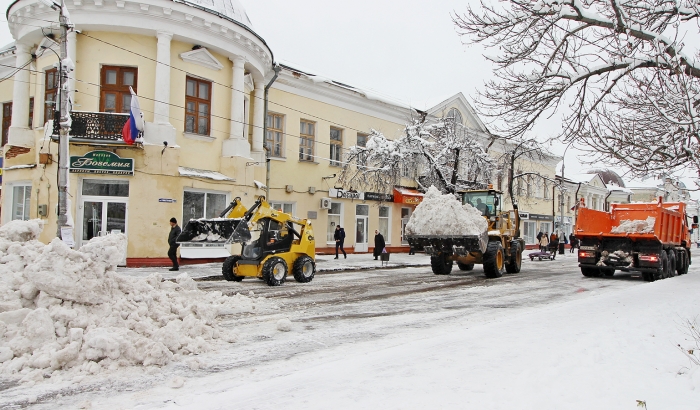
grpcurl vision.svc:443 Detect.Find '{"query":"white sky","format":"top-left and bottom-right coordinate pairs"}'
top-left (0, 0), bottom-right (697, 194)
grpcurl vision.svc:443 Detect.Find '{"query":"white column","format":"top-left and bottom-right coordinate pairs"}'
top-left (251, 80), bottom-right (264, 152)
top-left (8, 43), bottom-right (33, 147)
top-left (222, 56), bottom-right (250, 157)
top-left (154, 31), bottom-right (172, 124)
top-left (67, 30), bottom-right (77, 107)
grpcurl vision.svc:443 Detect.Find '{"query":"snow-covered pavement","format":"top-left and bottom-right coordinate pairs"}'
top-left (4, 248), bottom-right (699, 409)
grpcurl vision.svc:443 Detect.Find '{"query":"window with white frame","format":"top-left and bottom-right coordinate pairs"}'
top-left (11, 184), bottom-right (31, 221)
top-left (539, 222), bottom-right (551, 234)
top-left (378, 206), bottom-right (390, 243)
top-left (270, 202), bottom-right (294, 216)
top-left (446, 108), bottom-right (463, 125)
top-left (327, 202), bottom-right (342, 243)
top-left (523, 221), bottom-right (536, 244)
top-left (329, 127), bottom-right (343, 166)
top-left (299, 120), bottom-right (315, 161)
top-left (182, 190), bottom-right (229, 222)
top-left (544, 182), bottom-right (549, 199)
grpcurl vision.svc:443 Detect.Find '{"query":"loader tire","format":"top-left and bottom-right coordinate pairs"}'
top-left (667, 250), bottom-right (677, 278)
top-left (293, 255), bottom-right (315, 283)
top-left (505, 242), bottom-right (522, 274)
top-left (222, 256), bottom-right (244, 282)
top-left (431, 254), bottom-right (453, 275)
top-left (581, 267), bottom-right (601, 277)
top-left (483, 241), bottom-right (504, 278)
top-left (457, 262), bottom-right (474, 271)
top-left (262, 256), bottom-right (288, 286)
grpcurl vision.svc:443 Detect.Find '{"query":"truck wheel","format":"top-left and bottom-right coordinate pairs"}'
top-left (262, 257), bottom-right (288, 286)
top-left (581, 267), bottom-right (601, 277)
top-left (222, 256), bottom-right (244, 282)
top-left (292, 255), bottom-right (315, 283)
top-left (457, 262), bottom-right (474, 271)
top-left (601, 268), bottom-right (615, 277)
top-left (431, 254), bottom-right (453, 275)
top-left (642, 271), bottom-right (655, 282)
top-left (667, 250), bottom-right (677, 278)
top-left (505, 242), bottom-right (522, 274)
top-left (678, 250), bottom-right (689, 275)
top-left (655, 251), bottom-right (668, 280)
top-left (483, 241), bottom-right (504, 278)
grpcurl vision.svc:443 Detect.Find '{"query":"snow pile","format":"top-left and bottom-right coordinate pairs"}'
top-left (611, 217), bottom-right (656, 234)
top-left (0, 220), bottom-right (275, 382)
top-left (405, 186), bottom-right (488, 236)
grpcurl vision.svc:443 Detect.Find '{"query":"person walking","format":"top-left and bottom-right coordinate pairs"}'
top-left (334, 225), bottom-right (346, 259)
top-left (373, 229), bottom-right (386, 260)
top-left (539, 231), bottom-right (549, 252)
top-left (569, 233), bottom-right (577, 253)
top-left (168, 217), bottom-right (181, 271)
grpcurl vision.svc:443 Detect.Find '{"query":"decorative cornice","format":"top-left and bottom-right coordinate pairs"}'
top-left (180, 47), bottom-right (223, 70)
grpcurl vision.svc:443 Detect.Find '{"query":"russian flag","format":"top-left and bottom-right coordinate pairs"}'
top-left (122, 86), bottom-right (144, 145)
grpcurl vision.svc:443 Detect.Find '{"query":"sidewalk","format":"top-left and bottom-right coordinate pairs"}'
top-left (116, 252), bottom-right (432, 280)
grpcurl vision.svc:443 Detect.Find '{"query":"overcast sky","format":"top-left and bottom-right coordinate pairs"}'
top-left (0, 0), bottom-right (697, 193)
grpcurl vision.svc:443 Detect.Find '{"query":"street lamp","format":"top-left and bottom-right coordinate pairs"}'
top-left (557, 141), bottom-right (575, 253)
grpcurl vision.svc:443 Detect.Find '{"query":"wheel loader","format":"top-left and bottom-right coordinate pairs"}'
top-left (177, 196), bottom-right (316, 286)
top-left (406, 188), bottom-right (524, 278)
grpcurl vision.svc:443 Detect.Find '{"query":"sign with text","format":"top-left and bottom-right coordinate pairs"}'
top-left (329, 188), bottom-right (393, 202)
top-left (70, 151), bottom-right (134, 176)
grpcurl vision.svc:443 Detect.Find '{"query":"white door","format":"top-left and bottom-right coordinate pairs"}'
top-left (78, 179), bottom-right (129, 264)
top-left (355, 204), bottom-right (369, 252)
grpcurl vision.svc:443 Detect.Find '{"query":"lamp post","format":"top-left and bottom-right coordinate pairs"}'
top-left (558, 141), bottom-right (575, 253)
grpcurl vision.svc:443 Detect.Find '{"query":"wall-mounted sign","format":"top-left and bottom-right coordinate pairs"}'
top-left (159, 198), bottom-right (177, 203)
top-left (365, 192), bottom-right (394, 202)
top-left (393, 187), bottom-right (424, 205)
top-left (70, 151), bottom-right (134, 176)
top-left (519, 212), bottom-right (530, 220)
top-left (329, 188), bottom-right (394, 202)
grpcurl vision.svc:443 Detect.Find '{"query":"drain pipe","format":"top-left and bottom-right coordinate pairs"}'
top-left (263, 64), bottom-right (281, 201)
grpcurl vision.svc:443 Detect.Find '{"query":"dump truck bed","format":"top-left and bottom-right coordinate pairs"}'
top-left (575, 202), bottom-right (689, 246)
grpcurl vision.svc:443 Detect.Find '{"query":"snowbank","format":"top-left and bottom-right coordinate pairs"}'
top-left (405, 186), bottom-right (488, 236)
top-left (0, 220), bottom-right (274, 383)
top-left (611, 217), bottom-right (656, 234)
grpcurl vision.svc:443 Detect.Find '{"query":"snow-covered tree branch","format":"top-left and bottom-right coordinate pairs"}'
top-left (454, 0), bottom-right (700, 177)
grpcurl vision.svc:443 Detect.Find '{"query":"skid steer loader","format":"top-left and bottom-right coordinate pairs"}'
top-left (177, 196), bottom-right (316, 286)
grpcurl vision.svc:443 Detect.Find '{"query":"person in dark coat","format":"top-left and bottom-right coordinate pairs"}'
top-left (334, 225), bottom-right (346, 259)
top-left (168, 217), bottom-right (181, 271)
top-left (373, 230), bottom-right (386, 260)
top-left (569, 233), bottom-right (578, 253)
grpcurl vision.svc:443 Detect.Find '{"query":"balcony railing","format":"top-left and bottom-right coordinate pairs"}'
top-left (52, 111), bottom-right (130, 144)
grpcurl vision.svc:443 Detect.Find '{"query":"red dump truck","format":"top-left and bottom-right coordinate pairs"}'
top-left (575, 198), bottom-right (697, 281)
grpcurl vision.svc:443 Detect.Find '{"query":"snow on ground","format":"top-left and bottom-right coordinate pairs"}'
top-left (612, 216), bottom-right (656, 234)
top-left (0, 221), bottom-right (276, 384)
top-left (87, 266), bottom-right (700, 410)
top-left (405, 186), bottom-right (487, 236)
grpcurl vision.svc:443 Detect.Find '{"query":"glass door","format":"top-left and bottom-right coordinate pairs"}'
top-left (83, 201), bottom-right (103, 241)
top-left (355, 204), bottom-right (369, 252)
top-left (82, 201), bottom-right (127, 240)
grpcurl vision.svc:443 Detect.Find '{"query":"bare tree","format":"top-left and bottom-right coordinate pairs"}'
top-left (454, 0), bottom-right (700, 177)
top-left (338, 117), bottom-right (495, 195)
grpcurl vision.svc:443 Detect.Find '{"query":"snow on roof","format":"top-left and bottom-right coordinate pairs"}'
top-left (394, 187), bottom-right (423, 196)
top-left (179, 167), bottom-right (234, 182)
top-left (0, 41), bottom-right (15, 55)
top-left (606, 183), bottom-right (633, 194)
top-left (564, 173), bottom-right (597, 184)
top-left (626, 177), bottom-right (664, 190)
top-left (174, 0), bottom-right (253, 28)
top-left (253, 180), bottom-right (266, 190)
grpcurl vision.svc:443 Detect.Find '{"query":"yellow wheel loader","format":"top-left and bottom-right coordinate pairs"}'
top-left (177, 196), bottom-right (316, 286)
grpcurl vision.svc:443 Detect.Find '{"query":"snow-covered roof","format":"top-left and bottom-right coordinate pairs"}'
top-left (606, 183), bottom-right (633, 194)
top-left (175, 0), bottom-right (253, 28)
top-left (564, 173), bottom-right (597, 184)
top-left (626, 177), bottom-right (664, 190)
top-left (179, 167), bottom-right (234, 182)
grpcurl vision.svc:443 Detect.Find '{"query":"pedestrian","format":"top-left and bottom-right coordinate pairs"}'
top-left (569, 233), bottom-right (577, 253)
top-left (168, 217), bottom-right (181, 271)
top-left (539, 231), bottom-right (549, 252)
top-left (536, 231), bottom-right (543, 242)
top-left (334, 225), bottom-right (346, 259)
top-left (373, 229), bottom-right (386, 260)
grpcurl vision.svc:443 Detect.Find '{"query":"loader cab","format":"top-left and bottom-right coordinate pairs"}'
top-left (461, 190), bottom-right (501, 217)
top-left (240, 218), bottom-right (295, 260)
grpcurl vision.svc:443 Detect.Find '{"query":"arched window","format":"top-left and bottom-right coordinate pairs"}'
top-left (446, 108), bottom-right (463, 125)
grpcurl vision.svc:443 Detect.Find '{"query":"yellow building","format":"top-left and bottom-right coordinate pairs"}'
top-left (1, 0), bottom-right (559, 264)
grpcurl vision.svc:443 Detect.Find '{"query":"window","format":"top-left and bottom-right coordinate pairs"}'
top-left (2, 102), bottom-right (11, 146)
top-left (12, 185), bottom-right (31, 221)
top-left (270, 202), bottom-right (294, 216)
top-left (446, 107), bottom-right (463, 125)
top-left (523, 221), bottom-right (536, 244)
top-left (266, 113), bottom-right (284, 157)
top-left (100, 66), bottom-right (138, 113)
top-left (526, 177), bottom-right (532, 197)
top-left (185, 76), bottom-right (211, 135)
top-left (28, 98), bottom-right (34, 129)
top-left (357, 133), bottom-right (368, 147)
top-left (401, 163), bottom-right (417, 179)
top-left (401, 207), bottom-right (411, 245)
top-left (539, 222), bottom-right (551, 235)
top-left (544, 182), bottom-right (549, 199)
top-left (516, 177), bottom-right (523, 197)
top-left (299, 120), bottom-right (315, 161)
top-left (379, 206), bottom-right (390, 244)
top-left (327, 202), bottom-right (342, 244)
top-left (183, 190), bottom-right (228, 222)
top-left (82, 179), bottom-right (129, 197)
top-left (567, 195), bottom-right (571, 211)
top-left (330, 127), bottom-right (343, 166)
top-left (45, 68), bottom-right (59, 123)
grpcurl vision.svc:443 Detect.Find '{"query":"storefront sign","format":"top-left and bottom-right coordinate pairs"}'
top-left (70, 151), bottom-right (134, 175)
top-left (528, 213), bottom-right (554, 221)
top-left (159, 198), bottom-right (177, 203)
top-left (393, 187), bottom-right (424, 205)
top-left (554, 216), bottom-right (573, 224)
top-left (329, 188), bottom-right (363, 200)
top-left (364, 192), bottom-right (394, 202)
top-left (519, 212), bottom-right (530, 220)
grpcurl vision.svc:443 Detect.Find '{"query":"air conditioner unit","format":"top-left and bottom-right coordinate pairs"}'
top-left (320, 198), bottom-right (332, 210)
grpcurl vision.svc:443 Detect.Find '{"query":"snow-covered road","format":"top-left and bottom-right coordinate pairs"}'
top-left (3, 250), bottom-right (700, 409)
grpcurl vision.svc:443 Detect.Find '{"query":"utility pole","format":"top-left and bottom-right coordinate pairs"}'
top-left (56, 0), bottom-right (71, 239)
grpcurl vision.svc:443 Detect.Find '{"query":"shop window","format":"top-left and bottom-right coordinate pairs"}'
top-left (82, 179), bottom-right (130, 197)
top-left (183, 190), bottom-right (228, 222)
top-left (266, 113), bottom-right (284, 157)
top-left (100, 65), bottom-right (138, 113)
top-left (185, 76), bottom-right (211, 135)
top-left (330, 127), bottom-right (343, 166)
top-left (270, 202), bottom-right (294, 216)
top-left (299, 120), bottom-right (315, 161)
top-left (45, 68), bottom-right (59, 123)
top-left (523, 221), bottom-right (536, 244)
top-left (327, 202), bottom-right (342, 244)
top-left (11, 185), bottom-right (31, 221)
top-left (379, 206), bottom-right (390, 244)
top-left (540, 222), bottom-right (551, 235)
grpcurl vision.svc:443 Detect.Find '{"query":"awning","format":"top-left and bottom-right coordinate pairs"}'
top-left (393, 187), bottom-right (423, 205)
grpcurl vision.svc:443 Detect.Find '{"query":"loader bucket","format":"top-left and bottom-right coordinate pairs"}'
top-left (177, 218), bottom-right (242, 244)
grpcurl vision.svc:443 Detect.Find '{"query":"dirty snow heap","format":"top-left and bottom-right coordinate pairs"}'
top-left (611, 217), bottom-right (656, 234)
top-left (405, 186), bottom-right (488, 236)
